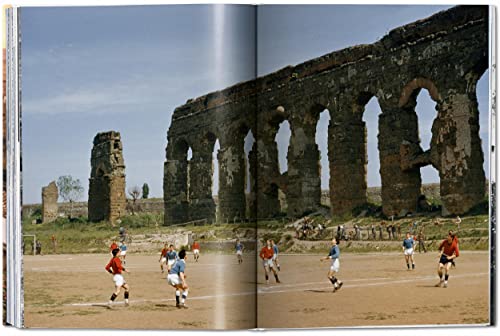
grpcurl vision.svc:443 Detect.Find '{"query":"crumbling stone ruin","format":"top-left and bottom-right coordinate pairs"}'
top-left (164, 6), bottom-right (488, 224)
top-left (41, 181), bottom-right (58, 223)
top-left (88, 131), bottom-right (126, 224)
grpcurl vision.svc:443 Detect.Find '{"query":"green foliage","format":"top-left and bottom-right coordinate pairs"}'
top-left (56, 175), bottom-right (84, 203)
top-left (142, 183), bottom-right (150, 199)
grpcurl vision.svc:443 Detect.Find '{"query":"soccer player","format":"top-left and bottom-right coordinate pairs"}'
top-left (159, 243), bottom-right (168, 273)
top-left (235, 239), bottom-right (244, 264)
top-left (271, 240), bottom-right (281, 271)
top-left (435, 233), bottom-right (460, 288)
top-left (166, 244), bottom-right (178, 272)
top-left (167, 249), bottom-right (189, 308)
top-left (192, 240), bottom-right (200, 262)
top-left (259, 240), bottom-right (280, 285)
top-left (448, 230), bottom-right (459, 268)
top-left (109, 240), bottom-right (118, 255)
top-left (105, 248), bottom-right (130, 307)
top-left (119, 242), bottom-right (128, 265)
top-left (402, 232), bottom-right (416, 270)
top-left (320, 238), bottom-right (343, 292)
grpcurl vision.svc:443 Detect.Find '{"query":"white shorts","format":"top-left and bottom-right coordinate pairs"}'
top-left (193, 249), bottom-right (200, 255)
top-left (236, 250), bottom-right (242, 256)
top-left (160, 257), bottom-right (166, 263)
top-left (404, 248), bottom-right (414, 256)
top-left (330, 258), bottom-right (340, 272)
top-left (262, 259), bottom-right (274, 269)
top-left (167, 274), bottom-right (181, 286)
top-left (113, 274), bottom-right (125, 287)
top-left (120, 250), bottom-right (127, 256)
top-left (167, 259), bottom-right (176, 267)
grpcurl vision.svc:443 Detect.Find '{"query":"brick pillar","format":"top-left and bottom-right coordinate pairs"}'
top-left (217, 137), bottom-right (246, 223)
top-left (163, 158), bottom-right (189, 225)
top-left (329, 118), bottom-right (367, 215)
top-left (431, 85), bottom-right (485, 215)
top-left (188, 144), bottom-right (216, 223)
top-left (286, 116), bottom-right (321, 217)
top-left (378, 102), bottom-right (421, 216)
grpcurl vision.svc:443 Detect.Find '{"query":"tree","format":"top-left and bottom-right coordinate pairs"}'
top-left (128, 186), bottom-right (142, 214)
top-left (142, 183), bottom-right (149, 199)
top-left (56, 175), bottom-right (84, 219)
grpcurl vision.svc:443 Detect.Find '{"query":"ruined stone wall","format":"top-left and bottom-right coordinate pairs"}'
top-left (164, 6), bottom-right (489, 224)
top-left (41, 181), bottom-right (58, 223)
top-left (88, 131), bottom-right (126, 224)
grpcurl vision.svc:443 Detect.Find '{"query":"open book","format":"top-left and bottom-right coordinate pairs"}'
top-left (2, 3), bottom-right (496, 330)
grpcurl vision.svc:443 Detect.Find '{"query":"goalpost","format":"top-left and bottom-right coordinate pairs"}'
top-left (22, 234), bottom-right (36, 256)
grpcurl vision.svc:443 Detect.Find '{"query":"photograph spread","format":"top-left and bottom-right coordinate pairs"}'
top-left (1, 3), bottom-right (496, 330)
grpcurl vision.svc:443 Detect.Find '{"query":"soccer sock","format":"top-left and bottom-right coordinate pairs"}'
top-left (329, 276), bottom-right (337, 285)
top-left (181, 290), bottom-right (188, 304)
top-left (407, 263), bottom-right (410, 269)
top-left (124, 291), bottom-right (129, 299)
top-left (274, 273), bottom-right (279, 282)
top-left (265, 274), bottom-right (269, 281)
top-left (445, 274), bottom-right (449, 281)
top-left (110, 293), bottom-right (117, 302)
top-left (175, 290), bottom-right (180, 305)
top-left (412, 263), bottom-right (415, 269)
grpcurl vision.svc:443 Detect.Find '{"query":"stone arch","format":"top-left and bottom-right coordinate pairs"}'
top-left (399, 78), bottom-right (441, 108)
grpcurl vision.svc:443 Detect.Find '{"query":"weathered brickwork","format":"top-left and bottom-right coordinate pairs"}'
top-left (88, 131), bottom-right (126, 224)
top-left (164, 6), bottom-right (488, 224)
top-left (41, 181), bottom-right (58, 223)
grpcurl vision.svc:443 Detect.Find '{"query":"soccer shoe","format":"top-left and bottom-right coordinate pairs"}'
top-left (180, 303), bottom-right (188, 309)
top-left (443, 282), bottom-right (448, 288)
top-left (124, 301), bottom-right (129, 307)
top-left (276, 279), bottom-right (281, 284)
top-left (266, 279), bottom-right (269, 285)
top-left (176, 303), bottom-right (182, 309)
top-left (337, 281), bottom-right (343, 290)
top-left (435, 280), bottom-right (443, 287)
top-left (277, 265), bottom-right (281, 271)
top-left (332, 286), bottom-right (337, 293)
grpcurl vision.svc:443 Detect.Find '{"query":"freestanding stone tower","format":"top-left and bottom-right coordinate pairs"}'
top-left (41, 181), bottom-right (58, 223)
top-left (88, 131), bottom-right (126, 224)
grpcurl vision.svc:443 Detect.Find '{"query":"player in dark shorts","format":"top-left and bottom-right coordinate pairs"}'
top-left (235, 239), bottom-right (244, 264)
top-left (435, 233), bottom-right (459, 288)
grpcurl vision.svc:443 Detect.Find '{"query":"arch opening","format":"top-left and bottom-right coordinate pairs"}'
top-left (275, 120), bottom-right (291, 174)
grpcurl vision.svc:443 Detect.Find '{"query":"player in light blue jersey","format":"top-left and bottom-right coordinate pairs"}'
top-left (271, 240), bottom-right (281, 271)
top-left (167, 249), bottom-right (189, 308)
top-left (166, 245), bottom-right (178, 272)
top-left (320, 238), bottom-right (343, 292)
top-left (235, 239), bottom-right (244, 264)
top-left (402, 232), bottom-right (416, 270)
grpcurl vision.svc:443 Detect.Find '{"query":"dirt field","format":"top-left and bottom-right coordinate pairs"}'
top-left (257, 251), bottom-right (490, 328)
top-left (23, 251), bottom-right (490, 329)
top-left (23, 253), bottom-right (257, 329)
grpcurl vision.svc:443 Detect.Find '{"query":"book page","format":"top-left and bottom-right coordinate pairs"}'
top-left (19, 4), bottom-right (257, 329)
top-left (255, 4), bottom-right (492, 329)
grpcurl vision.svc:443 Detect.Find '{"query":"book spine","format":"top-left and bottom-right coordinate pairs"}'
top-left (5, 5), bottom-right (23, 329)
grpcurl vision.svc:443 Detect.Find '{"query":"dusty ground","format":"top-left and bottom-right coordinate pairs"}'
top-left (23, 253), bottom-right (257, 329)
top-left (257, 251), bottom-right (490, 328)
top-left (23, 251), bottom-right (489, 329)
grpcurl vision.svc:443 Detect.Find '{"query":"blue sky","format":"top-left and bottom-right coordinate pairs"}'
top-left (21, 5), bottom-right (490, 204)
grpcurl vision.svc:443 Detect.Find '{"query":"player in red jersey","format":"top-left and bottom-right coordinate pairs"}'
top-left (435, 233), bottom-right (459, 288)
top-left (192, 240), bottom-right (200, 262)
top-left (159, 243), bottom-right (168, 273)
top-left (259, 240), bottom-right (280, 285)
top-left (109, 240), bottom-right (118, 255)
top-left (105, 248), bottom-right (130, 307)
